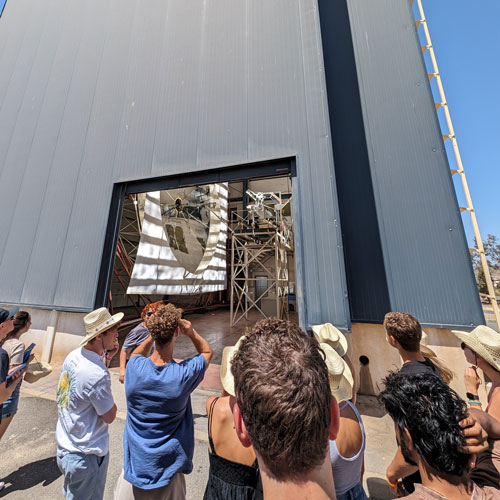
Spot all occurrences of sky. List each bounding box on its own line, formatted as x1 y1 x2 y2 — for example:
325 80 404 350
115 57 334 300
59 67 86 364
417 1 500 246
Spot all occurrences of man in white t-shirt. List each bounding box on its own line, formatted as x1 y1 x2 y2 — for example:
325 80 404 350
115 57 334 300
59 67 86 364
56 307 123 500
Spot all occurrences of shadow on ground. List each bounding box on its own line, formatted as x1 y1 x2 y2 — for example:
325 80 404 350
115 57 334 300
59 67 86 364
356 395 387 418
0 456 61 498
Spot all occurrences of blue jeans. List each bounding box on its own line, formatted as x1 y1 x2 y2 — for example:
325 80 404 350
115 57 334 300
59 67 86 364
2 383 21 419
57 451 109 500
337 482 368 500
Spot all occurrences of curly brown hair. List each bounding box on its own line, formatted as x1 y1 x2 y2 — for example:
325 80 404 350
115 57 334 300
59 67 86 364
147 303 182 346
231 318 331 480
384 312 422 352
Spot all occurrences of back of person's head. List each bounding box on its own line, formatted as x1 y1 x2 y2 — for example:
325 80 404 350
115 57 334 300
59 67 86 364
378 372 469 476
384 312 422 352
141 301 163 321
147 304 182 346
231 318 332 480
4 311 31 342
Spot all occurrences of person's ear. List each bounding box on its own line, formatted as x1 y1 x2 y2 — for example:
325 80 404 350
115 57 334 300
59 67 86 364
387 335 397 348
329 395 340 441
404 428 415 453
232 402 252 448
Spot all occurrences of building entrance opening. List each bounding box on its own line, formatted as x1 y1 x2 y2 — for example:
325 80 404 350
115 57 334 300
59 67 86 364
109 174 298 369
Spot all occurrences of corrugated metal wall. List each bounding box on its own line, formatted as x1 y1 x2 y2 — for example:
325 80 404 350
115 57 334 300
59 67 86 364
0 0 350 329
319 0 484 328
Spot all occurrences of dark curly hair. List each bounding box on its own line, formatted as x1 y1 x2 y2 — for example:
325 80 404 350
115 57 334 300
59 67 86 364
378 372 469 476
231 318 331 480
147 304 182 346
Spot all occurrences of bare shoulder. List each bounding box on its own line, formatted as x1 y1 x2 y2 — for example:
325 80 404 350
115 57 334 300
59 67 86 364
206 395 217 414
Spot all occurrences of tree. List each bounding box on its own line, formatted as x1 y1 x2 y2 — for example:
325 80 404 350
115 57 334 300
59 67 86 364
471 234 500 296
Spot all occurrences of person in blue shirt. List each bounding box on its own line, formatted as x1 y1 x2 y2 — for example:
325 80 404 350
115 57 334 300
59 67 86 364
114 303 212 500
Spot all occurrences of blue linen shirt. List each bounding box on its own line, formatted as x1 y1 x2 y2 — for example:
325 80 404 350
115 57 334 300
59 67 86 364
123 353 206 489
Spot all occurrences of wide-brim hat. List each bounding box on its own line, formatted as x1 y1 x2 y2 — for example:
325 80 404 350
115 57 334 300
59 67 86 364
312 323 348 357
24 361 52 384
420 330 437 358
220 336 246 396
320 343 353 403
0 306 19 324
80 307 124 346
452 325 500 372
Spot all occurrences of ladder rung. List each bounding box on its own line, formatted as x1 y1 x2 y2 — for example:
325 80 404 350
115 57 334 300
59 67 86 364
415 19 425 28
479 293 496 299
435 102 446 109
421 45 432 53
428 72 439 80
450 169 459 175
459 207 472 213
443 134 455 141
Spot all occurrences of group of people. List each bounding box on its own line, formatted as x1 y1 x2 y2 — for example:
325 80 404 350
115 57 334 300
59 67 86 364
2 301 500 500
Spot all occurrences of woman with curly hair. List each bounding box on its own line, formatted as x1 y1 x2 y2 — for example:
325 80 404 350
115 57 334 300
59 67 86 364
114 303 212 500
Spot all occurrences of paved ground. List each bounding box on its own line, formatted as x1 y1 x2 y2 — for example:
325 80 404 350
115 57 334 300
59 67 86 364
0 368 397 499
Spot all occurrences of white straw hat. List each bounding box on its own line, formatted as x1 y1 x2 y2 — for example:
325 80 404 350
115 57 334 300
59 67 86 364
80 307 124 346
452 325 500 372
312 323 348 357
320 343 353 403
420 330 437 358
220 336 246 396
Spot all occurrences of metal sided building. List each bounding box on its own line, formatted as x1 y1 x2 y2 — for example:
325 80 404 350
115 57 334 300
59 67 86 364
0 0 485 393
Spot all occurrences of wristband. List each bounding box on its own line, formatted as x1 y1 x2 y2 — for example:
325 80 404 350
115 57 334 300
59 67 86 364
468 400 482 406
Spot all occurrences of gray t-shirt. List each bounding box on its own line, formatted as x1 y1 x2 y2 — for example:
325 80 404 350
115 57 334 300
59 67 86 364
122 324 151 359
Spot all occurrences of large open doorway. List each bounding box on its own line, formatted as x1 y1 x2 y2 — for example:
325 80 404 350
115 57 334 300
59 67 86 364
100 162 299 369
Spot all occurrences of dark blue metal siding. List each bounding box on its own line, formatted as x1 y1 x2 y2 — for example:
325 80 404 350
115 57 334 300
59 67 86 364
319 0 484 328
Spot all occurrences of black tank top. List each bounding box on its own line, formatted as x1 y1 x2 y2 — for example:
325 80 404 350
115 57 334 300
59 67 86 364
203 397 262 500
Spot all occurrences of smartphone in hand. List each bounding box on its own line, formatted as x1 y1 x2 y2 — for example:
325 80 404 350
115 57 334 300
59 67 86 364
6 363 27 386
23 343 36 364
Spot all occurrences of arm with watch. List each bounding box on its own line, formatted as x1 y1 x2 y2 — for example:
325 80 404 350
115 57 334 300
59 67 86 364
465 366 482 409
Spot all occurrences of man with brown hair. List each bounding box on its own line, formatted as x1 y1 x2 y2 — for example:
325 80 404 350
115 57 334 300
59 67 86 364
114 303 212 499
384 312 439 377
231 318 340 499
384 312 446 494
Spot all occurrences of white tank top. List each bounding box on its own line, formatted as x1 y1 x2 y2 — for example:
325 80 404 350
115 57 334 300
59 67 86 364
329 401 366 496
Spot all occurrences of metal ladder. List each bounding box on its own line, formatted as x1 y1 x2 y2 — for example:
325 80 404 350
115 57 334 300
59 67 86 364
411 0 500 331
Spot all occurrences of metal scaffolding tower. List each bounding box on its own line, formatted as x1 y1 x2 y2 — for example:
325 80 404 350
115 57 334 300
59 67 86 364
229 191 292 326
412 0 500 331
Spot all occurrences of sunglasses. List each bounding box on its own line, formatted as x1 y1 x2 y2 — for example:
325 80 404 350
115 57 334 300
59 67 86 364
146 311 154 317
461 342 466 350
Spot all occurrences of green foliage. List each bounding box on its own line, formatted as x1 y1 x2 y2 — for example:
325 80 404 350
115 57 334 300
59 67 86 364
471 234 500 296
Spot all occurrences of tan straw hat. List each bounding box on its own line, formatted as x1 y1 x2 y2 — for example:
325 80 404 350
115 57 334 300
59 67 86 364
420 330 437 358
220 336 246 396
312 323 348 357
320 343 353 403
452 325 500 372
80 307 124 346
